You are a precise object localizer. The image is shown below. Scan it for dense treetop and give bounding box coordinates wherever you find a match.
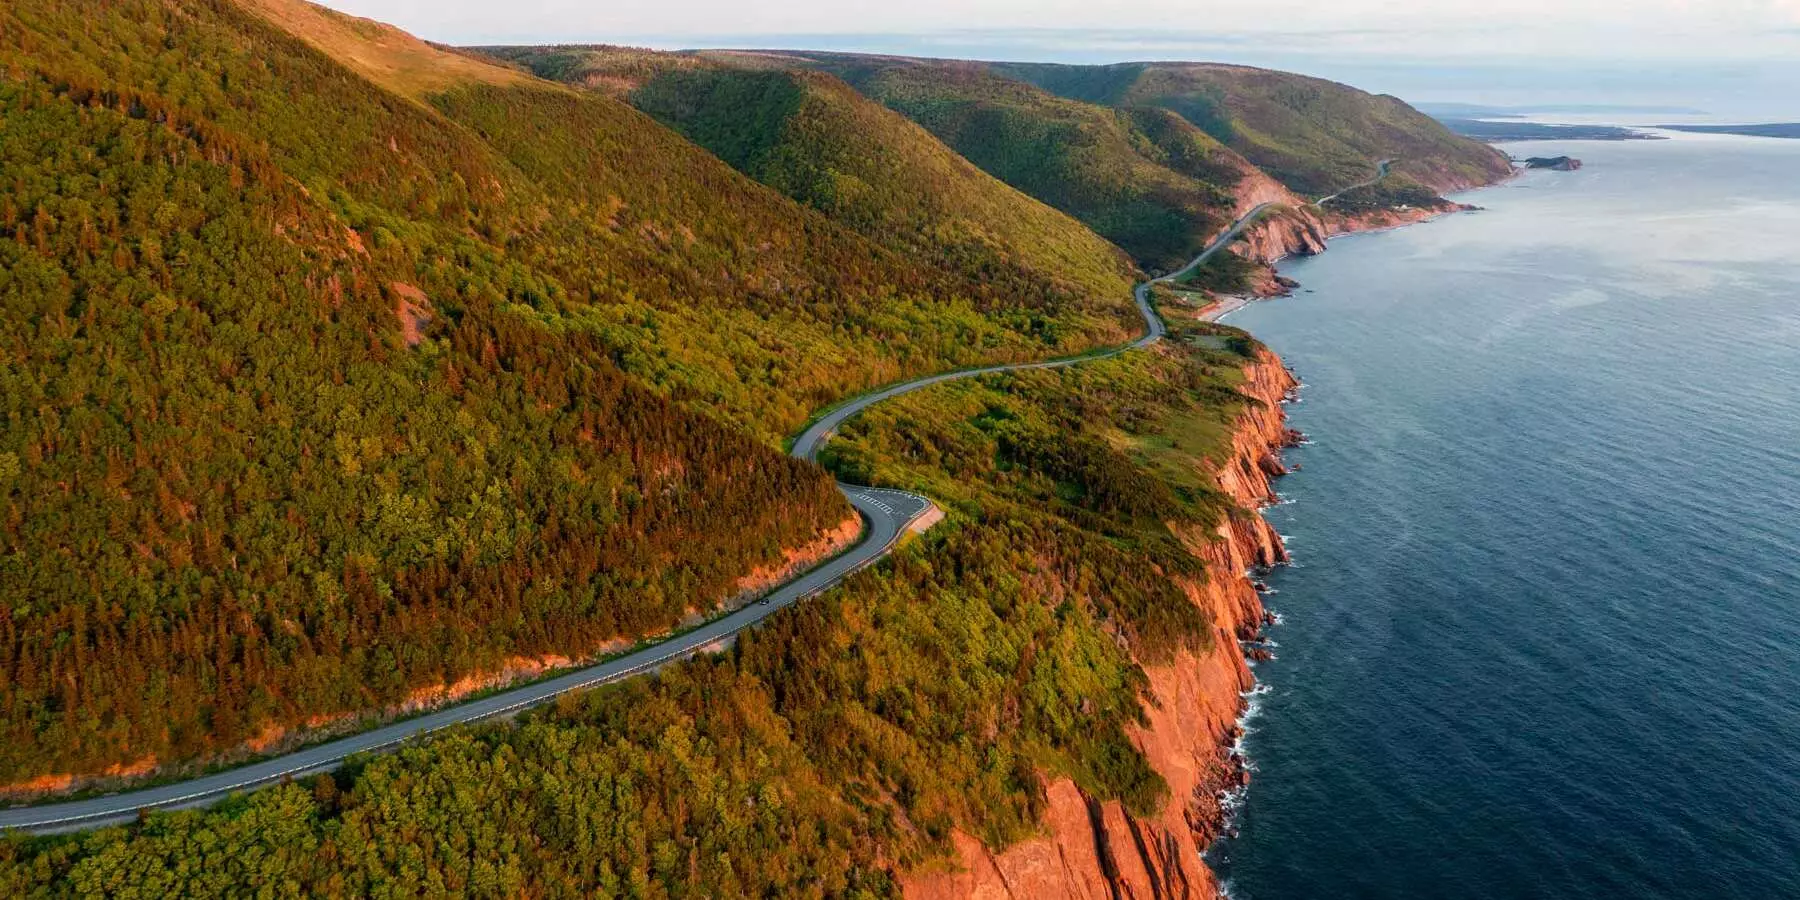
[0,4,1513,884]
[2,312,1275,898]
[0,0,1137,783]
[484,46,1143,311]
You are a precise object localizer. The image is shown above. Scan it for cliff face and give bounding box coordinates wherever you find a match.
[1223,172,1329,296]
[1235,212,1329,267]
[1230,172,1329,267]
[1226,161,1515,280]
[904,349,1297,900]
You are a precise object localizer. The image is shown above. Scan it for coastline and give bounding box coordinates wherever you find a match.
[905,171,1514,898]
[902,349,1299,900]
[0,166,1270,830]
[2,150,1509,887]
[1207,166,1528,323]
[1146,134,1800,900]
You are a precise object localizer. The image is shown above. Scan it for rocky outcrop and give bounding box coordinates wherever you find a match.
[1233,211,1328,269]
[1218,163,1514,294]
[1228,172,1330,271]
[721,515,863,611]
[1524,156,1582,171]
[904,350,1298,900]
[389,282,433,347]
[1230,169,1298,219]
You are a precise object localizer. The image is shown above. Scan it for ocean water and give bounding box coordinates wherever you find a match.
[1211,133,1800,899]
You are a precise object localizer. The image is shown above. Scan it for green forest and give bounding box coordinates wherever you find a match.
[0,0,1513,891]
[487,48,1143,310]
[993,60,1514,196]
[792,57,1249,274]
[2,309,1274,897]
[493,45,1507,298]
[0,0,1146,783]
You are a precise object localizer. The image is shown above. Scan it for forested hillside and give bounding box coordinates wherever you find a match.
[0,0,1137,785]
[791,54,1254,273]
[770,53,1507,271]
[992,60,1515,195]
[1,304,1276,897]
[481,46,1142,307]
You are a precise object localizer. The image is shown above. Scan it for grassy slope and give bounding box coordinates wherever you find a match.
[483,45,1141,320]
[0,0,1141,782]
[237,0,536,99]
[996,60,1514,196]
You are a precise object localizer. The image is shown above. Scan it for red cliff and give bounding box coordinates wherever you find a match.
[904,349,1298,900]
[1230,172,1331,271]
[1220,164,1512,295]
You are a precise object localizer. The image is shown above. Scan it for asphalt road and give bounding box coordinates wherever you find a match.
[0,482,929,834]
[0,197,1278,835]
[1161,202,1281,285]
[1317,159,1395,207]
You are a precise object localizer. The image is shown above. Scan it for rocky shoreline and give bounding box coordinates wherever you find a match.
[903,349,1300,899]
[905,169,1516,898]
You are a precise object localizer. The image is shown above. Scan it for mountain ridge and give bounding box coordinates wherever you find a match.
[511,47,1508,279]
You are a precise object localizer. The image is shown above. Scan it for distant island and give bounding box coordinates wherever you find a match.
[1653,123,1800,139]
[1432,117,1660,143]
[1523,156,1583,171]
[1417,102,1706,118]
[1416,101,1681,143]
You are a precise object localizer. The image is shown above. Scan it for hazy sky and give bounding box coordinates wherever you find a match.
[322,0,1800,117]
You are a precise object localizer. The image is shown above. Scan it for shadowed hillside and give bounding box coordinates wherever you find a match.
[791,54,1256,272]
[993,60,1514,196]
[482,45,1142,306]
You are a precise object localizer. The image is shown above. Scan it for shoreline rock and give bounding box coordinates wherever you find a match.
[1524,155,1583,171]
[904,163,1519,898]
[903,349,1299,900]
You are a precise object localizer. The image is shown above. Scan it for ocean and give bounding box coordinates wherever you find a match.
[1210,133,1800,898]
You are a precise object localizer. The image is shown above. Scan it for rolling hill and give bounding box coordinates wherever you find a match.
[992,60,1515,196]
[790,53,1258,272]
[767,53,1506,276]
[482,45,1142,308]
[498,47,1507,280]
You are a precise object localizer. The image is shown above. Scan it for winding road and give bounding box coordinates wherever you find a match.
[0,198,1279,835]
[1317,158,1394,207]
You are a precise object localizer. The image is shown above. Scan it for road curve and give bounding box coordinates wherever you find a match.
[1316,158,1394,207]
[0,200,1276,835]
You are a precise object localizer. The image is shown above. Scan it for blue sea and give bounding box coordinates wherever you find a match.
[1211,133,1800,898]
